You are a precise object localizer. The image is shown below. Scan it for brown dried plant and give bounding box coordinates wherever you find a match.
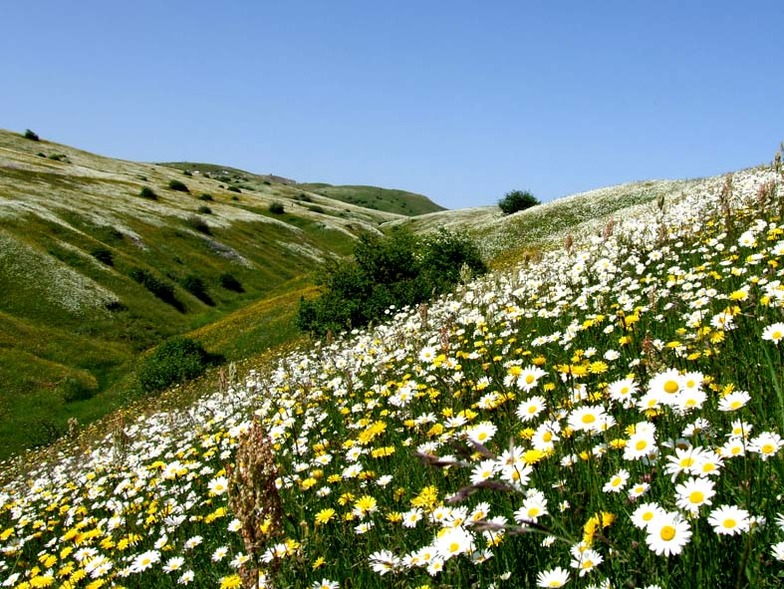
[227,419,284,588]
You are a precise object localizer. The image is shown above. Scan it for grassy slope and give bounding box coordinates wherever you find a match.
[385,174,762,268]
[0,130,410,457]
[162,162,446,217]
[299,183,446,216]
[2,158,781,588]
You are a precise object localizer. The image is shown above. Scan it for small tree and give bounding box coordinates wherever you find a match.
[138,337,216,393]
[24,129,40,141]
[498,190,540,215]
[168,179,190,193]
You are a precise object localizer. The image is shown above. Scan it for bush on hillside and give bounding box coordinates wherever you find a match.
[168,179,190,193]
[138,337,218,394]
[228,186,241,193]
[139,186,158,200]
[24,129,40,141]
[198,193,214,201]
[90,247,114,266]
[180,274,214,306]
[128,268,183,311]
[219,273,244,292]
[297,228,487,336]
[498,189,540,215]
[60,378,97,403]
[269,202,285,214]
[197,205,212,215]
[186,215,211,235]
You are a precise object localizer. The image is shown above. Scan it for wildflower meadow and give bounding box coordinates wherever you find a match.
[2,155,784,588]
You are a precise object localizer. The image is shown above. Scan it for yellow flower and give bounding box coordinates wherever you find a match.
[219,574,242,589]
[411,486,439,510]
[314,508,336,525]
[312,556,326,569]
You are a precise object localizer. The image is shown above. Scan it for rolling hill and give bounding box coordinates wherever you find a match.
[0,129,435,457]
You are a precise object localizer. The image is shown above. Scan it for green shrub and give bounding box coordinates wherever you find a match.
[269,202,285,214]
[297,228,487,336]
[307,205,325,214]
[48,154,67,162]
[128,268,183,311]
[140,186,158,200]
[219,273,244,292]
[180,274,214,306]
[198,193,214,201]
[60,378,96,403]
[186,215,211,235]
[138,337,217,394]
[228,186,241,193]
[90,247,114,266]
[24,129,40,141]
[197,205,212,215]
[498,189,540,215]
[168,179,190,193]
[183,170,192,177]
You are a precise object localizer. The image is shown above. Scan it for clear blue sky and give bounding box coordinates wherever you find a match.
[3,1,782,208]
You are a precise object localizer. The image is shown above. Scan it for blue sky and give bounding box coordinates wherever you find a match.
[3,1,782,208]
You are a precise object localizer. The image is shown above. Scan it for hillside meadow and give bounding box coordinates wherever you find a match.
[2,152,784,588]
[0,128,444,458]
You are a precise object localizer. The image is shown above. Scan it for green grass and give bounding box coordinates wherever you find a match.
[300,183,446,216]
[2,158,782,588]
[0,129,429,458]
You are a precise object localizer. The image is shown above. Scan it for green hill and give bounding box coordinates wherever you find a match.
[0,129,426,457]
[298,183,445,216]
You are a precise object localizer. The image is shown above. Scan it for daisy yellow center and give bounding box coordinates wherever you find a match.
[635,440,648,450]
[772,330,782,339]
[761,443,775,454]
[660,525,676,541]
[642,512,654,522]
[582,414,596,424]
[664,380,679,394]
[526,375,536,384]
[528,406,538,413]
[730,401,742,409]
[528,507,540,516]
[689,491,704,504]
[448,542,460,553]
[620,386,629,394]
[612,478,622,486]
[477,432,487,441]
[543,432,553,442]
[723,518,737,529]
[680,457,695,467]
